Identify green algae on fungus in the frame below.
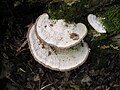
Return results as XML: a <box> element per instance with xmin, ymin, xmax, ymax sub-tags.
<box><xmin>101</xmin><ymin>5</ymin><xmax>120</xmax><ymax>35</ymax></box>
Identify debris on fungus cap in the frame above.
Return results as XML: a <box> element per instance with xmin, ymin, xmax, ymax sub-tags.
<box><xmin>35</xmin><ymin>13</ymin><xmax>87</xmax><ymax>49</ymax></box>
<box><xmin>27</xmin><ymin>24</ymin><xmax>90</xmax><ymax>71</ymax></box>
<box><xmin>87</xmin><ymin>14</ymin><xmax>106</xmax><ymax>33</ymax></box>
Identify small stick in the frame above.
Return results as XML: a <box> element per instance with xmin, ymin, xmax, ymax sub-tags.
<box><xmin>16</xmin><ymin>39</ymin><xmax>28</xmax><ymax>52</ymax></box>
<box><xmin>40</xmin><ymin>83</ymin><xmax>53</xmax><ymax>90</ymax></box>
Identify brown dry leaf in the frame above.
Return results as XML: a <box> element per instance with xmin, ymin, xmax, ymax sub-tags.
<box><xmin>100</xmin><ymin>45</ymin><xmax>110</xmax><ymax>49</ymax></box>
<box><xmin>34</xmin><ymin>74</ymin><xmax>40</xmax><ymax>81</ymax></box>
<box><xmin>110</xmin><ymin>44</ymin><xmax>119</xmax><ymax>50</ymax></box>
<box><xmin>106</xmin><ymin>86</ymin><xmax>110</xmax><ymax>90</ymax></box>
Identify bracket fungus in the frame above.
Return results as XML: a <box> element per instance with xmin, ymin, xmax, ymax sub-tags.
<box><xmin>36</xmin><ymin>13</ymin><xmax>87</xmax><ymax>49</ymax></box>
<box><xmin>87</xmin><ymin>14</ymin><xmax>106</xmax><ymax>33</ymax></box>
<box><xmin>27</xmin><ymin>13</ymin><xmax>90</xmax><ymax>71</ymax></box>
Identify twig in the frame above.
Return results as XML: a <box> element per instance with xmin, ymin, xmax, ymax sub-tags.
<box><xmin>41</xmin><ymin>81</ymin><xmax>47</xmax><ymax>88</ymax></box>
<box><xmin>40</xmin><ymin>83</ymin><xmax>53</xmax><ymax>90</ymax></box>
<box><xmin>6</xmin><ymin>76</ymin><xmax>26</xmax><ymax>89</ymax></box>
<box><xmin>16</xmin><ymin>47</ymin><xmax>29</xmax><ymax>56</ymax></box>
<box><xmin>16</xmin><ymin>39</ymin><xmax>28</xmax><ymax>52</ymax></box>
<box><xmin>6</xmin><ymin>76</ymin><xmax>19</xmax><ymax>86</ymax></box>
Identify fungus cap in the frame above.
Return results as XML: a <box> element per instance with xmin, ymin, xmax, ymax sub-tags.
<box><xmin>88</xmin><ymin>14</ymin><xmax>106</xmax><ymax>33</ymax></box>
<box><xmin>35</xmin><ymin>13</ymin><xmax>87</xmax><ymax>49</ymax></box>
<box><xmin>28</xmin><ymin>24</ymin><xmax>90</xmax><ymax>71</ymax></box>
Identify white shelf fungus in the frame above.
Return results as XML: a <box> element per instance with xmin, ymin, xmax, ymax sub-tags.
<box><xmin>36</xmin><ymin>13</ymin><xmax>87</xmax><ymax>49</ymax></box>
<box><xmin>27</xmin><ymin>13</ymin><xmax>90</xmax><ymax>71</ymax></box>
<box><xmin>87</xmin><ymin>14</ymin><xmax>106</xmax><ymax>33</ymax></box>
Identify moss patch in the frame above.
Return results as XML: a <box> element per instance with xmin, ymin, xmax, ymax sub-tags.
<box><xmin>88</xmin><ymin>5</ymin><xmax>120</xmax><ymax>47</ymax></box>
<box><xmin>47</xmin><ymin>0</ymin><xmax>91</xmax><ymax>23</ymax></box>
<box><xmin>101</xmin><ymin>5</ymin><xmax>120</xmax><ymax>36</ymax></box>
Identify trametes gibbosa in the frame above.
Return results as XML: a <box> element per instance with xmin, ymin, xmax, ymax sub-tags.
<box><xmin>27</xmin><ymin>13</ymin><xmax>90</xmax><ymax>71</ymax></box>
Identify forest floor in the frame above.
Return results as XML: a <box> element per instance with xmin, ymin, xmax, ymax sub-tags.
<box><xmin>0</xmin><ymin>0</ymin><xmax>120</xmax><ymax>90</ymax></box>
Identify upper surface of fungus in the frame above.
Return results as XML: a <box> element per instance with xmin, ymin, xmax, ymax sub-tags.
<box><xmin>28</xmin><ymin>24</ymin><xmax>90</xmax><ymax>71</ymax></box>
<box><xmin>36</xmin><ymin>13</ymin><xmax>87</xmax><ymax>49</ymax></box>
<box><xmin>88</xmin><ymin>14</ymin><xmax>106</xmax><ymax>33</ymax></box>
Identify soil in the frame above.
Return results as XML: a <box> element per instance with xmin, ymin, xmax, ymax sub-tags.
<box><xmin>0</xmin><ymin>0</ymin><xmax>120</xmax><ymax>90</ymax></box>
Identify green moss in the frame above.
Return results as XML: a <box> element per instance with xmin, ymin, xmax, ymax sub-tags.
<box><xmin>91</xmin><ymin>5</ymin><xmax>120</xmax><ymax>46</ymax></box>
<box><xmin>47</xmin><ymin>0</ymin><xmax>91</xmax><ymax>23</ymax></box>
<box><xmin>101</xmin><ymin>5</ymin><xmax>120</xmax><ymax>36</ymax></box>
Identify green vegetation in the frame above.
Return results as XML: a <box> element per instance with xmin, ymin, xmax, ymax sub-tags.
<box><xmin>90</xmin><ymin>5</ymin><xmax>120</xmax><ymax>47</ymax></box>
<box><xmin>47</xmin><ymin>0</ymin><xmax>91</xmax><ymax>23</ymax></box>
<box><xmin>101</xmin><ymin>5</ymin><xmax>120</xmax><ymax>36</ymax></box>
